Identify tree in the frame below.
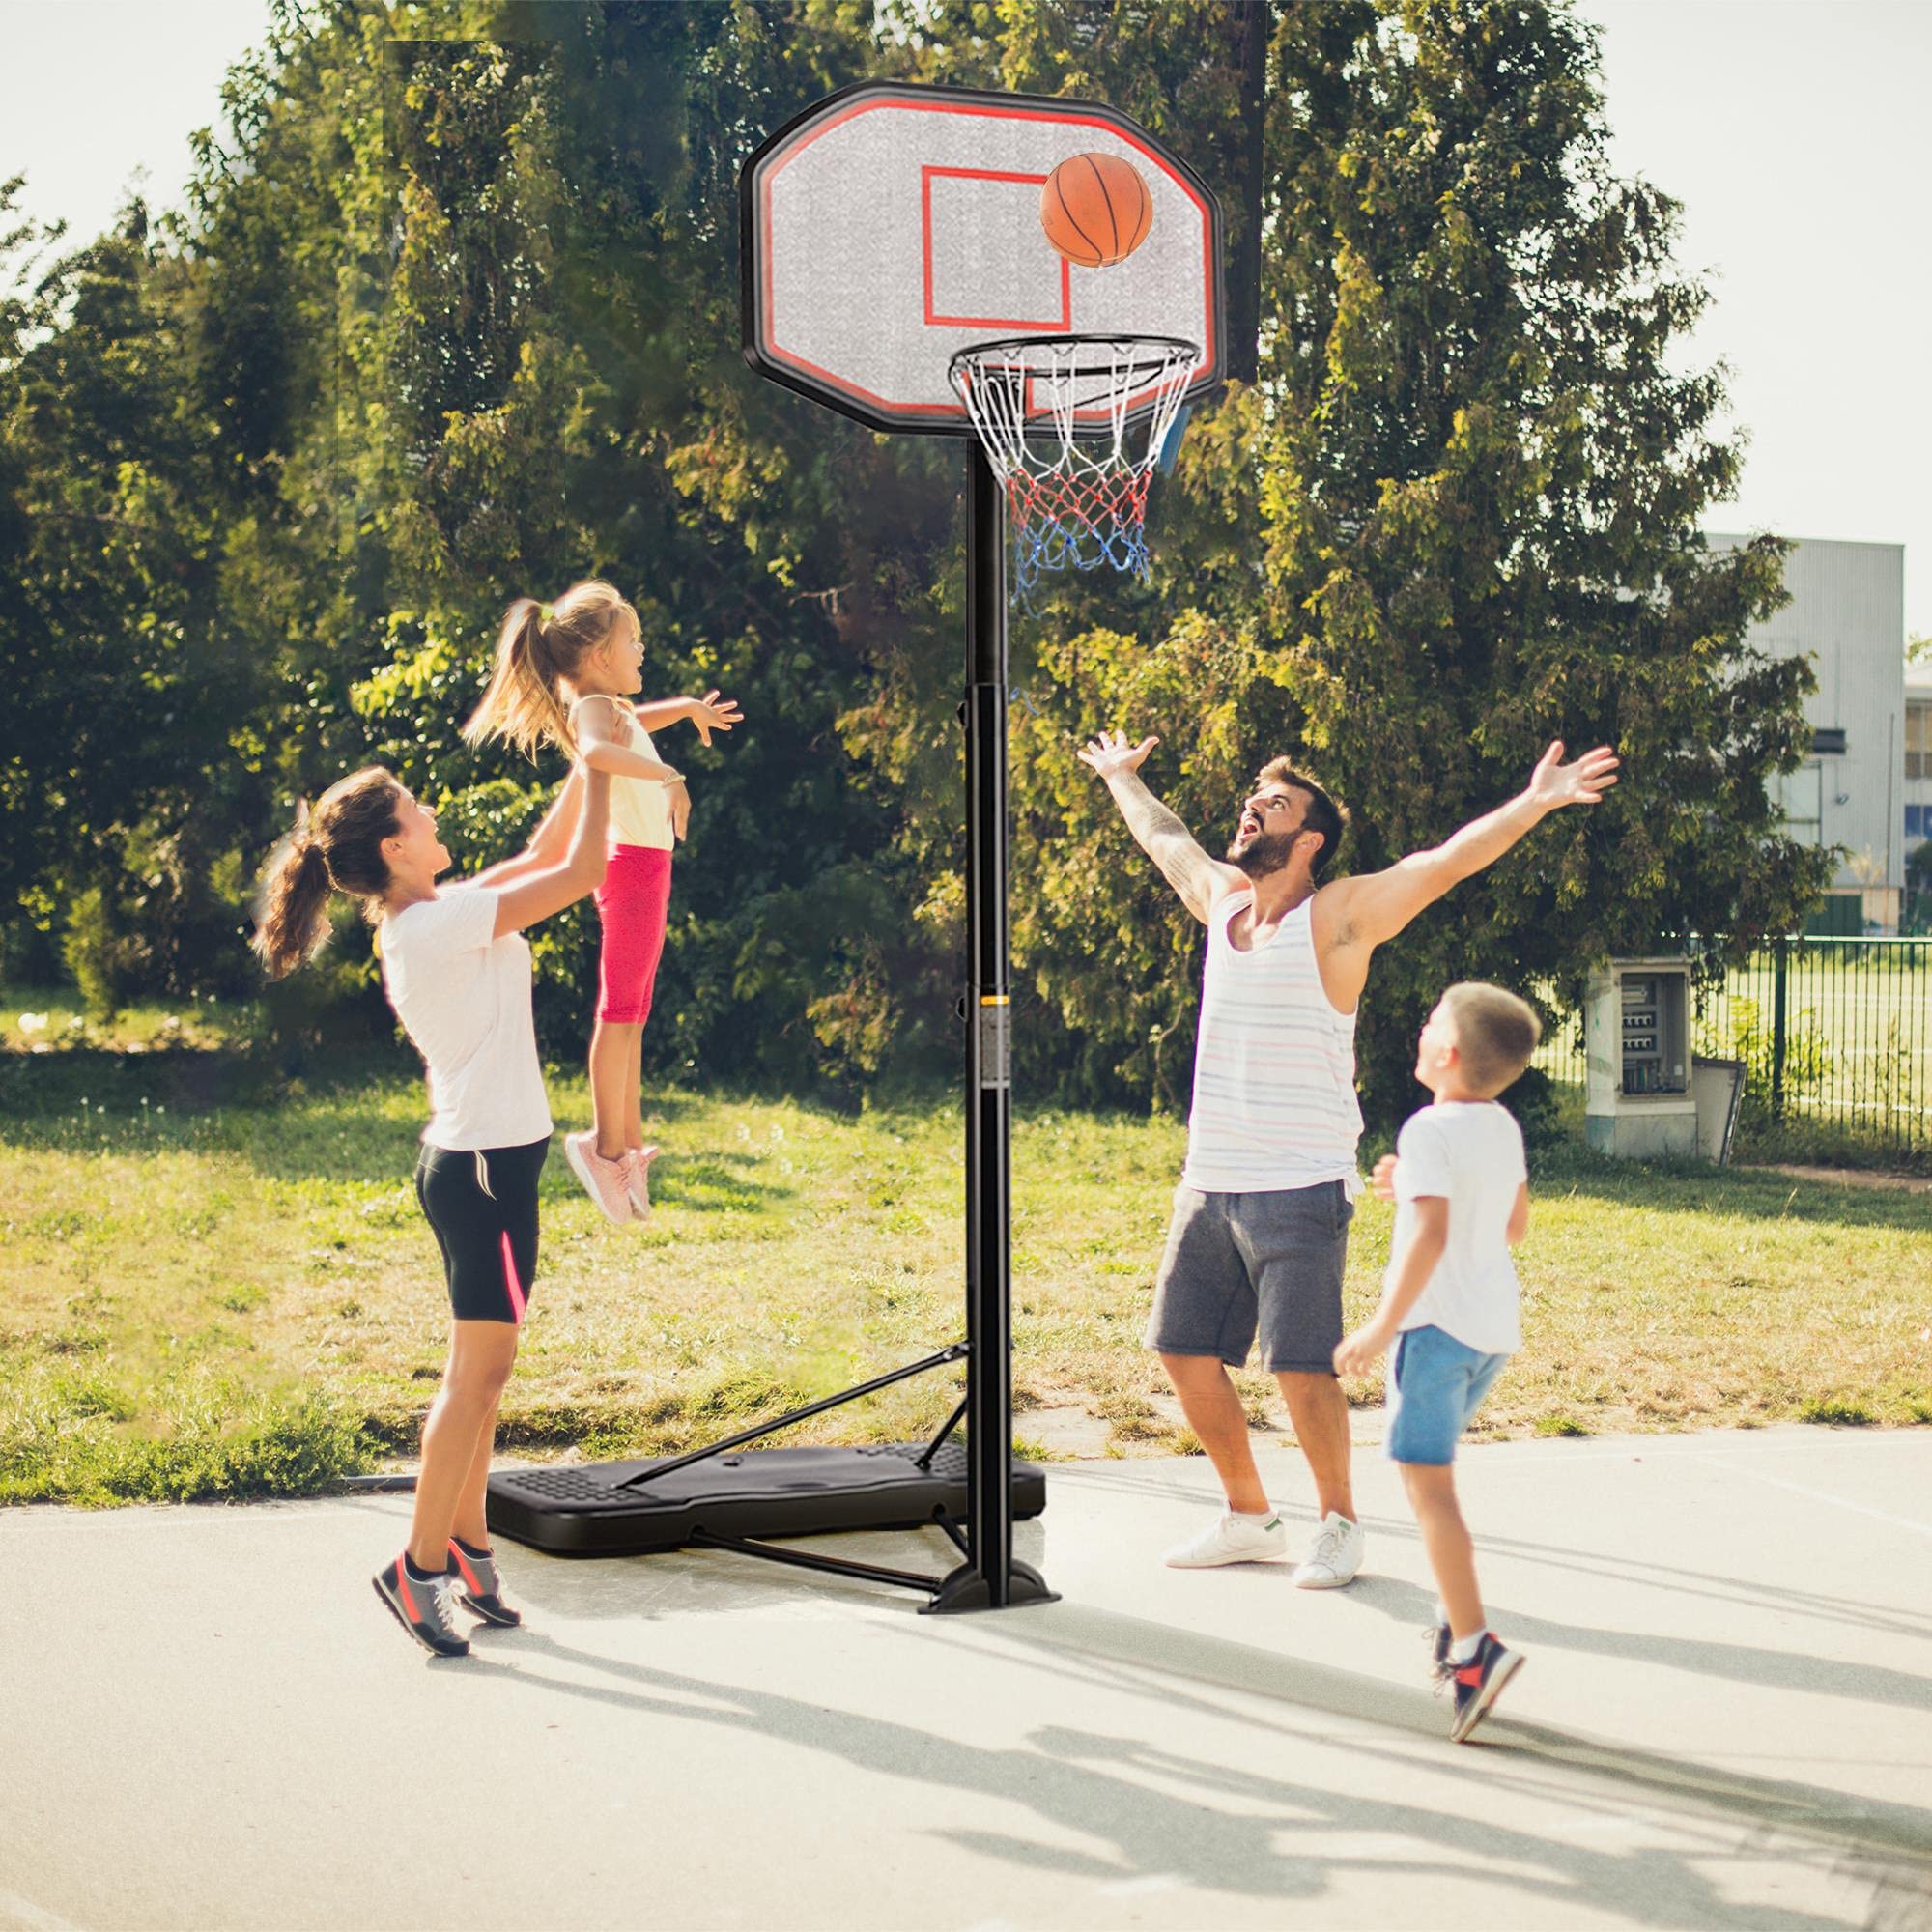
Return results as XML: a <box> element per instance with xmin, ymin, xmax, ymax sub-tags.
<box><xmin>4</xmin><ymin>0</ymin><xmax>1828</xmax><ymax>1128</ymax></box>
<box><xmin>1002</xmin><ymin>0</ymin><xmax>1828</xmax><ymax>1122</ymax></box>
<box><xmin>0</xmin><ymin>184</ymin><xmax>257</xmax><ymax>1007</ymax></box>
<box><xmin>224</xmin><ymin>0</ymin><xmax>952</xmax><ymax>1088</ymax></box>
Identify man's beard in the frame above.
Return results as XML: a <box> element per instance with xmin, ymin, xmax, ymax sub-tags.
<box><xmin>1227</xmin><ymin>829</ymin><xmax>1299</xmax><ymax>878</ymax></box>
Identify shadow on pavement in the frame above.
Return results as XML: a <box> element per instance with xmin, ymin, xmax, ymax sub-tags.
<box><xmin>1051</xmin><ymin>1460</ymin><xmax>1932</xmax><ymax>1646</ymax></box>
<box><xmin>455</xmin><ymin>1607</ymin><xmax>1931</xmax><ymax>1932</ymax></box>
<box><xmin>986</xmin><ymin>1602</ymin><xmax>1932</xmax><ymax>1861</ymax></box>
<box><xmin>1347</xmin><ymin>1570</ymin><xmax>1932</xmax><ymax>1713</ymax></box>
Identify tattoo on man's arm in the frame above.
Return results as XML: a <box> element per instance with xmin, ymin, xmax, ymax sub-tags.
<box><xmin>1113</xmin><ymin>779</ymin><xmax>1213</xmax><ymax>904</ymax></box>
<box><xmin>1149</xmin><ymin>825</ymin><xmax>1211</xmax><ymax>902</ymax></box>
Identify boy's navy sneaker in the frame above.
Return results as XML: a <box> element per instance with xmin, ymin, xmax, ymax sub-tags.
<box><xmin>1428</xmin><ymin>1621</ymin><xmax>1453</xmax><ymax>1678</ymax></box>
<box><xmin>373</xmin><ymin>1554</ymin><xmax>469</xmax><ymax>1659</ymax></box>
<box><xmin>1448</xmin><ymin>1632</ymin><xmax>1522</xmax><ymax>1742</ymax></box>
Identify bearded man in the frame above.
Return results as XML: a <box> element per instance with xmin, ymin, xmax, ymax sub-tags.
<box><xmin>1078</xmin><ymin>730</ymin><xmax>1617</xmax><ymax>1586</ymax></box>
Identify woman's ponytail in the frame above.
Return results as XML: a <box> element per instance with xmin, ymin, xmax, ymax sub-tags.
<box><xmin>250</xmin><ymin>768</ymin><xmax>404</xmax><ymax>980</ymax></box>
<box><xmin>252</xmin><ymin>828</ymin><xmax>335</xmax><ymax>980</ymax></box>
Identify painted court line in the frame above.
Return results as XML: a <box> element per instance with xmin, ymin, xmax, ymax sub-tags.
<box><xmin>1696</xmin><ymin>1458</ymin><xmax>1932</xmax><ymax>1542</ymax></box>
<box><xmin>0</xmin><ymin>1889</ymin><xmax>87</xmax><ymax>1932</ymax></box>
<box><xmin>1449</xmin><ymin>1435</ymin><xmax>1930</xmax><ymax>1476</ymax></box>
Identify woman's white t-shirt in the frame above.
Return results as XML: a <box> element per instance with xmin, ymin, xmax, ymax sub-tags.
<box><xmin>378</xmin><ymin>884</ymin><xmax>552</xmax><ymax>1151</ymax></box>
<box><xmin>1388</xmin><ymin>1101</ymin><xmax>1527</xmax><ymax>1355</ymax></box>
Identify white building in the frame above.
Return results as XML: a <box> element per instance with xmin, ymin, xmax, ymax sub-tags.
<box><xmin>1710</xmin><ymin>534</ymin><xmax>1906</xmax><ymax>933</ymax></box>
<box><xmin>1907</xmin><ymin>662</ymin><xmax>1932</xmax><ymax>913</ymax></box>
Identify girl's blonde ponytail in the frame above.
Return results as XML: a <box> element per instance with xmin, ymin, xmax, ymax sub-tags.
<box><xmin>463</xmin><ymin>599</ymin><xmax>576</xmax><ymax>760</ymax></box>
<box><xmin>464</xmin><ymin>582</ymin><xmax>638</xmax><ymax>760</ymax></box>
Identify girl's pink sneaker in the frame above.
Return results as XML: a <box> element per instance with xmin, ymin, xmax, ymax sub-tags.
<box><xmin>621</xmin><ymin>1146</ymin><xmax>661</xmax><ymax>1222</ymax></box>
<box><xmin>564</xmin><ymin>1130</ymin><xmax>634</xmax><ymax>1227</ymax></box>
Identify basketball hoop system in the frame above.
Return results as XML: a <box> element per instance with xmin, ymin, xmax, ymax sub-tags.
<box><xmin>950</xmin><ymin>333</ymin><xmax>1203</xmax><ymax>597</ymax></box>
<box><xmin>489</xmin><ymin>83</ymin><xmax>1225</xmax><ymax>1619</ymax></box>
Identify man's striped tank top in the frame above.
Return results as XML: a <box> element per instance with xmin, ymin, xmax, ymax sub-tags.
<box><xmin>1180</xmin><ymin>889</ymin><xmax>1363</xmax><ymax>1195</ymax></box>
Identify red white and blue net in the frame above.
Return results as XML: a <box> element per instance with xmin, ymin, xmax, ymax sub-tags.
<box><xmin>948</xmin><ymin>335</ymin><xmax>1202</xmax><ymax>598</ymax></box>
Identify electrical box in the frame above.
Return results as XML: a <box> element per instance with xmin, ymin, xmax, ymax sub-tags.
<box><xmin>1584</xmin><ymin>958</ymin><xmax>1697</xmax><ymax>1158</ymax></box>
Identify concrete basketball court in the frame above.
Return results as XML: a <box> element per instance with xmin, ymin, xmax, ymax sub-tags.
<box><xmin>5</xmin><ymin>1426</ymin><xmax>1931</xmax><ymax>1932</ymax></box>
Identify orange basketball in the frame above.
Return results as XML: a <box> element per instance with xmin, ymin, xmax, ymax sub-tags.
<box><xmin>1040</xmin><ymin>152</ymin><xmax>1153</xmax><ymax>269</ymax></box>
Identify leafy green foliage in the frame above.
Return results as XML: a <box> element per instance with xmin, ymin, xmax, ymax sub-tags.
<box><xmin>1009</xmin><ymin>0</ymin><xmax>1830</xmax><ymax>1121</ymax></box>
<box><xmin>1</xmin><ymin>0</ymin><xmax>1828</xmax><ymax>1126</ymax></box>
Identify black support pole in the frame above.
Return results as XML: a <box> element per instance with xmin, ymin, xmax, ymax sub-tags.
<box><xmin>927</xmin><ymin>443</ymin><xmax>1055</xmax><ymax>1615</ymax></box>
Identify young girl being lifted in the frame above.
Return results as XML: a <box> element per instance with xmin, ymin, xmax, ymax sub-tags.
<box><xmin>465</xmin><ymin>580</ymin><xmax>741</xmax><ymax>1225</ymax></box>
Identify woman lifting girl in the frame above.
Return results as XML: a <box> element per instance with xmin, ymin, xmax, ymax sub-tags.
<box><xmin>254</xmin><ymin>756</ymin><xmax>612</xmax><ymax>1656</ymax></box>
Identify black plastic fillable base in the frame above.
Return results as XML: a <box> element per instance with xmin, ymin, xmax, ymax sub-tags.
<box><xmin>923</xmin><ymin>1556</ymin><xmax>1058</xmax><ymax>1616</ymax></box>
<box><xmin>488</xmin><ymin>1439</ymin><xmax>1046</xmax><ymax>1562</ymax></box>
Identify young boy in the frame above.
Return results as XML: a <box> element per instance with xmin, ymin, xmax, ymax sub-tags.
<box><xmin>1334</xmin><ymin>981</ymin><xmax>1542</xmax><ymax>1743</ymax></box>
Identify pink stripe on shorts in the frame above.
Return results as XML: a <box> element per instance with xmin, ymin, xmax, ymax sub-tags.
<box><xmin>594</xmin><ymin>843</ymin><xmax>671</xmax><ymax>1025</ymax></box>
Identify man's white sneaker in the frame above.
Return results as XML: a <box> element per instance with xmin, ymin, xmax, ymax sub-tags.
<box><xmin>1161</xmin><ymin>1510</ymin><xmax>1289</xmax><ymax>1569</ymax></box>
<box><xmin>1291</xmin><ymin>1511</ymin><xmax>1365</xmax><ymax>1588</ymax></box>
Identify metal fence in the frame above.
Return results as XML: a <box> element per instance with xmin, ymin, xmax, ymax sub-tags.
<box><xmin>1532</xmin><ymin>937</ymin><xmax>1932</xmax><ymax>1160</ymax></box>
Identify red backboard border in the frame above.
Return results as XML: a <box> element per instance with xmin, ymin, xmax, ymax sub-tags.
<box><xmin>742</xmin><ymin>81</ymin><xmax>1226</xmax><ymax>439</ymax></box>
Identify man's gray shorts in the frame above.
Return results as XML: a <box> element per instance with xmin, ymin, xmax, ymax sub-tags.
<box><xmin>1144</xmin><ymin>1180</ymin><xmax>1355</xmax><ymax>1375</ymax></box>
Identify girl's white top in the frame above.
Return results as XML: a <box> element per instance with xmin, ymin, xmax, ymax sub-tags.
<box><xmin>1181</xmin><ymin>890</ymin><xmax>1363</xmax><ymax>1196</ymax></box>
<box><xmin>379</xmin><ymin>884</ymin><xmax>552</xmax><ymax>1151</ymax></box>
<box><xmin>572</xmin><ymin>696</ymin><xmax>674</xmax><ymax>852</ymax></box>
<box><xmin>1389</xmin><ymin>1100</ymin><xmax>1527</xmax><ymax>1355</ymax></box>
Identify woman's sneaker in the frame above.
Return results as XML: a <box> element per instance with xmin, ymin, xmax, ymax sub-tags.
<box><xmin>1291</xmin><ymin>1511</ymin><xmax>1365</xmax><ymax>1589</ymax></box>
<box><xmin>373</xmin><ymin>1554</ymin><xmax>469</xmax><ymax>1659</ymax></box>
<box><xmin>1448</xmin><ymin>1633</ymin><xmax>1524</xmax><ymax>1742</ymax></box>
<box><xmin>565</xmin><ymin>1131</ymin><xmax>635</xmax><ymax>1227</ymax></box>
<box><xmin>447</xmin><ymin>1538</ymin><xmax>521</xmax><ymax>1627</ymax></box>
<box><xmin>620</xmin><ymin>1146</ymin><xmax>661</xmax><ymax>1223</ymax></box>
<box><xmin>1161</xmin><ymin>1510</ymin><xmax>1288</xmax><ymax>1568</ymax></box>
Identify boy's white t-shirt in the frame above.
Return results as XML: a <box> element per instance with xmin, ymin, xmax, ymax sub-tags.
<box><xmin>379</xmin><ymin>884</ymin><xmax>553</xmax><ymax>1151</ymax></box>
<box><xmin>1389</xmin><ymin>1101</ymin><xmax>1527</xmax><ymax>1355</ymax></box>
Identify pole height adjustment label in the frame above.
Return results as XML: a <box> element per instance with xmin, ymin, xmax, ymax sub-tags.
<box><xmin>978</xmin><ymin>995</ymin><xmax>1010</xmax><ymax>1089</ymax></box>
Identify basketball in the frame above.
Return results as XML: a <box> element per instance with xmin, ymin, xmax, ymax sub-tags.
<box><xmin>1040</xmin><ymin>152</ymin><xmax>1153</xmax><ymax>269</ymax></box>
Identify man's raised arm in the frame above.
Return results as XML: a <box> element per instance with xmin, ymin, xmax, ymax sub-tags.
<box><xmin>1078</xmin><ymin>730</ymin><xmax>1244</xmax><ymax>924</ymax></box>
<box><xmin>1323</xmin><ymin>739</ymin><xmax>1619</xmax><ymax>952</ymax></box>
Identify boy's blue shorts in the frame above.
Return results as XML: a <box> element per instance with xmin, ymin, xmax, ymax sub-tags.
<box><xmin>1384</xmin><ymin>1324</ymin><xmax>1510</xmax><ymax>1465</ymax></box>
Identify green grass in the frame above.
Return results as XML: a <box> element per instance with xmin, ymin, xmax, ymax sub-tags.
<box><xmin>0</xmin><ymin>1373</ymin><xmax>367</xmax><ymax>1506</ymax></box>
<box><xmin>4</xmin><ymin>1025</ymin><xmax>1930</xmax><ymax>1503</ymax></box>
<box><xmin>1796</xmin><ymin>1397</ymin><xmax>1878</xmax><ymax>1427</ymax></box>
<box><xmin>0</xmin><ymin>982</ymin><xmax>257</xmax><ymax>1056</ymax></box>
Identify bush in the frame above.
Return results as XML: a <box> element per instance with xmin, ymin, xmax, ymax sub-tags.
<box><xmin>61</xmin><ymin>886</ymin><xmax>145</xmax><ymax>1022</ymax></box>
<box><xmin>58</xmin><ymin>814</ymin><xmax>262</xmax><ymax>1024</ymax></box>
<box><xmin>1705</xmin><ymin>994</ymin><xmax>1833</xmax><ymax>1119</ymax></box>
<box><xmin>1501</xmin><ymin>1065</ymin><xmax>1564</xmax><ymax>1148</ymax></box>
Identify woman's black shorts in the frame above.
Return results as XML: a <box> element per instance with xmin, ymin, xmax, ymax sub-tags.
<box><xmin>413</xmin><ymin>1136</ymin><xmax>551</xmax><ymax>1324</ymax></box>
